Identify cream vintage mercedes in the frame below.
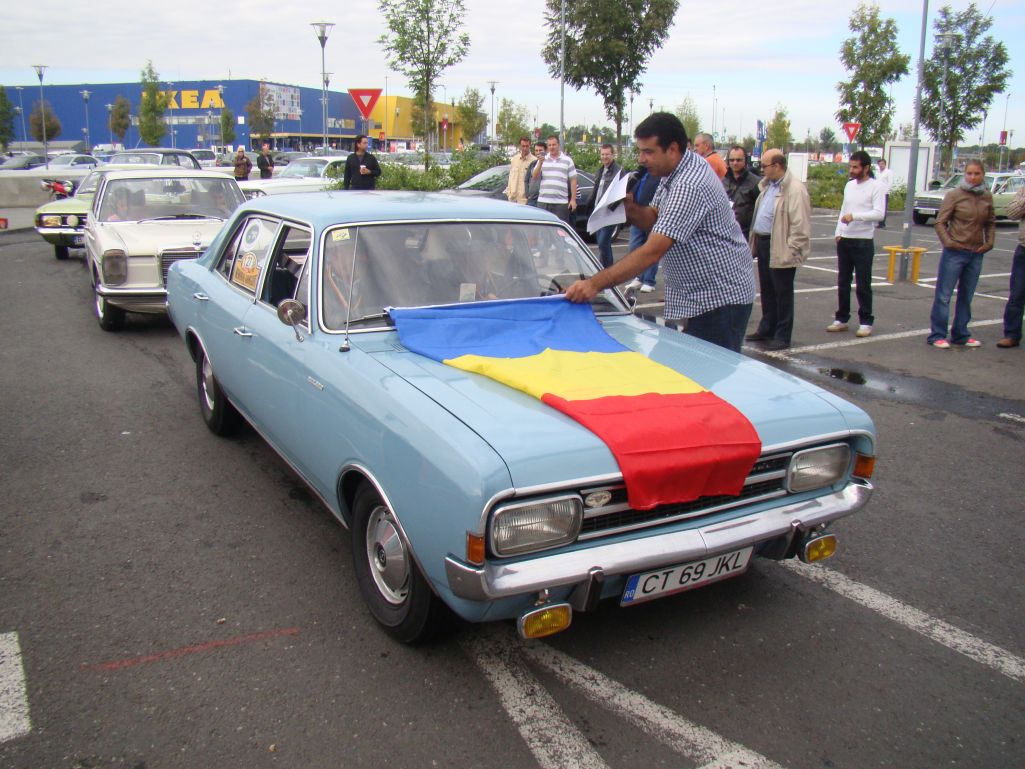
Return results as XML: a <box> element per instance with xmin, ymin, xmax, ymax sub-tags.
<box><xmin>84</xmin><ymin>168</ymin><xmax>245</xmax><ymax>331</ymax></box>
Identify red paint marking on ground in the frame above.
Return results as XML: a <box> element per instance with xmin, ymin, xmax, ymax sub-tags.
<box><xmin>81</xmin><ymin>627</ymin><xmax>300</xmax><ymax>672</ymax></box>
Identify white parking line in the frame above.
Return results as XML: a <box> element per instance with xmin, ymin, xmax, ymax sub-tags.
<box><xmin>0</xmin><ymin>632</ymin><xmax>31</xmax><ymax>744</ymax></box>
<box><xmin>521</xmin><ymin>640</ymin><xmax>787</xmax><ymax>769</ymax></box>
<box><xmin>757</xmin><ymin>318</ymin><xmax>1005</xmax><ymax>357</ymax></box>
<box><xmin>463</xmin><ymin>630</ymin><xmax>610</xmax><ymax>769</ymax></box>
<box><xmin>782</xmin><ymin>561</ymin><xmax>1025</xmax><ymax>685</ymax></box>
<box><xmin>999</xmin><ymin>412</ymin><xmax>1025</xmax><ymax>424</ymax></box>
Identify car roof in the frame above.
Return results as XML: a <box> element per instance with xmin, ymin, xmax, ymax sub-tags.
<box><xmin>237</xmin><ymin>190</ymin><xmax>561</xmax><ymax>227</ymax></box>
<box><xmin>100</xmin><ymin>168</ymin><xmax>237</xmax><ymax>181</ymax></box>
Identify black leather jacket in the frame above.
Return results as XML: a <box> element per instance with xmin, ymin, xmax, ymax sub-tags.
<box><xmin>723</xmin><ymin>167</ymin><xmax>761</xmax><ymax>236</ymax></box>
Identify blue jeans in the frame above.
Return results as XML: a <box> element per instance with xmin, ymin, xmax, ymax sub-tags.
<box><xmin>595</xmin><ymin>225</ymin><xmax>616</xmax><ymax>268</ymax></box>
<box><xmin>1002</xmin><ymin>244</ymin><xmax>1025</xmax><ymax>341</ymax></box>
<box><xmin>630</xmin><ymin>226</ymin><xmax>659</xmax><ymax>286</ymax></box>
<box><xmin>929</xmin><ymin>247</ymin><xmax>984</xmax><ymax>344</ymax></box>
<box><xmin>683</xmin><ymin>303</ymin><xmax>753</xmax><ymax>353</ymax></box>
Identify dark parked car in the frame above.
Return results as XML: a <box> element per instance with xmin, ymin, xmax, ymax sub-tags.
<box><xmin>452</xmin><ymin>165</ymin><xmax>620</xmax><ymax>242</ymax></box>
<box><xmin>0</xmin><ymin>154</ymin><xmax>48</xmax><ymax>170</ymax></box>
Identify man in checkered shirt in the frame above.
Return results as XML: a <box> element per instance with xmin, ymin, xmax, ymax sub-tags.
<box><xmin>565</xmin><ymin>112</ymin><xmax>755</xmax><ymax>352</ymax></box>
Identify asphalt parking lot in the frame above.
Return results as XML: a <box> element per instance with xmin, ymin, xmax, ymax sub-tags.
<box><xmin>1</xmin><ymin>215</ymin><xmax>1023</xmax><ymax>769</ymax></box>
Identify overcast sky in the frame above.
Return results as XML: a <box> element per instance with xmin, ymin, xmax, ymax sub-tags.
<box><xmin>2</xmin><ymin>0</ymin><xmax>1022</xmax><ymax>147</ymax></box>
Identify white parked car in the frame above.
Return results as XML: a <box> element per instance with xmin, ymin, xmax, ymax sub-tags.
<box><xmin>238</xmin><ymin>155</ymin><xmax>348</xmax><ymax>197</ymax></box>
<box><xmin>84</xmin><ymin>168</ymin><xmax>245</xmax><ymax>331</ymax></box>
<box><xmin>189</xmin><ymin>149</ymin><xmax>218</xmax><ymax>168</ymax></box>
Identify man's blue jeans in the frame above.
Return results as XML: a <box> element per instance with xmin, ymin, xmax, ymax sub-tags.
<box><xmin>630</xmin><ymin>225</ymin><xmax>659</xmax><ymax>286</ymax></box>
<box><xmin>929</xmin><ymin>247</ymin><xmax>984</xmax><ymax>344</ymax></box>
<box><xmin>596</xmin><ymin>224</ymin><xmax>616</xmax><ymax>268</ymax></box>
<box><xmin>1002</xmin><ymin>244</ymin><xmax>1025</xmax><ymax>342</ymax></box>
<box><xmin>682</xmin><ymin>303</ymin><xmax>753</xmax><ymax>353</ymax></box>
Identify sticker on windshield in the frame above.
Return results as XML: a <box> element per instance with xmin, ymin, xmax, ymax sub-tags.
<box><xmin>332</xmin><ymin>229</ymin><xmax>350</xmax><ymax>241</ymax></box>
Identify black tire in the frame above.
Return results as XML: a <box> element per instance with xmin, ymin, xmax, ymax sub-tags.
<box><xmin>54</xmin><ymin>244</ymin><xmax>69</xmax><ymax>260</ymax></box>
<box><xmin>351</xmin><ymin>484</ymin><xmax>445</xmax><ymax>644</ymax></box>
<box><xmin>94</xmin><ymin>285</ymin><xmax>126</xmax><ymax>332</ymax></box>
<box><xmin>195</xmin><ymin>346</ymin><xmax>242</xmax><ymax>436</ymax></box>
<box><xmin>912</xmin><ymin>211</ymin><xmax>929</xmax><ymax>225</ymax></box>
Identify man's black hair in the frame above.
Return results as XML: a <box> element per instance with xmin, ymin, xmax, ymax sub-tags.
<box><xmin>634</xmin><ymin>112</ymin><xmax>688</xmax><ymax>153</ymax></box>
<box><xmin>850</xmin><ymin>150</ymin><xmax>874</xmax><ymax>176</ymax></box>
<box><xmin>355</xmin><ymin>134</ymin><xmax>368</xmax><ymax>146</ymax></box>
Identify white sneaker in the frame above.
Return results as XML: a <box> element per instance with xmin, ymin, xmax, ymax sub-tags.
<box><xmin>856</xmin><ymin>325</ymin><xmax>872</xmax><ymax>337</ymax></box>
<box><xmin>826</xmin><ymin>320</ymin><xmax>849</xmax><ymax>332</ymax></box>
<box><xmin>639</xmin><ymin>284</ymin><xmax>655</xmax><ymax>293</ymax></box>
<box><xmin>624</xmin><ymin>278</ymin><xmax>642</xmax><ymax>290</ymax></box>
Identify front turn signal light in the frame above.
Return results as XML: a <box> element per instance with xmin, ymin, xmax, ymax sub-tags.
<box><xmin>518</xmin><ymin>604</ymin><xmax>572</xmax><ymax>639</ymax></box>
<box><xmin>465</xmin><ymin>532</ymin><xmax>485</xmax><ymax>566</ymax></box>
<box><xmin>853</xmin><ymin>454</ymin><xmax>875</xmax><ymax>480</ymax></box>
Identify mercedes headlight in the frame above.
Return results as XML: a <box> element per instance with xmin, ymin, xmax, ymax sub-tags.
<box><xmin>787</xmin><ymin>444</ymin><xmax>851</xmax><ymax>493</ymax></box>
<box><xmin>102</xmin><ymin>249</ymin><xmax>128</xmax><ymax>285</ymax></box>
<box><xmin>490</xmin><ymin>495</ymin><xmax>582</xmax><ymax>557</ymax></box>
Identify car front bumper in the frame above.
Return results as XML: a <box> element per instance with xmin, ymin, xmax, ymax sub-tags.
<box><xmin>445</xmin><ymin>480</ymin><xmax>872</xmax><ymax>602</ymax></box>
<box><xmin>35</xmin><ymin>227</ymin><xmax>85</xmax><ymax>247</ymax></box>
<box><xmin>95</xmin><ymin>284</ymin><xmax>169</xmax><ymax>314</ymax></box>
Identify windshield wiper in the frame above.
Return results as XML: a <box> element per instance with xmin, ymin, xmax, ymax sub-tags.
<box><xmin>346</xmin><ymin>311</ymin><xmax>391</xmax><ymax>326</ymax></box>
<box><xmin>140</xmin><ymin>213</ymin><xmax>222</xmax><ymax>222</ymax></box>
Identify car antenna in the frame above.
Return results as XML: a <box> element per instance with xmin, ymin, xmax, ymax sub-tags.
<box><xmin>339</xmin><ymin>228</ymin><xmax>360</xmax><ymax>352</ymax></box>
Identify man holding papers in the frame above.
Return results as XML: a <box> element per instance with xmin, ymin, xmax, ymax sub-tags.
<box><xmin>566</xmin><ymin>112</ymin><xmax>755</xmax><ymax>353</ymax></box>
<box><xmin>586</xmin><ymin>144</ymin><xmax>626</xmax><ymax>268</ymax></box>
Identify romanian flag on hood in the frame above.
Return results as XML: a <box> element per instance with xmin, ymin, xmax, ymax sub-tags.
<box><xmin>390</xmin><ymin>297</ymin><xmax>761</xmax><ymax>510</ymax></box>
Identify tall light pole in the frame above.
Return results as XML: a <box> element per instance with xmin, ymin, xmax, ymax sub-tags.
<box><xmin>900</xmin><ymin>0</ymin><xmax>930</xmax><ymax>263</ymax></box>
<box><xmin>1000</xmin><ymin>92</ymin><xmax>1011</xmax><ymax>171</ymax></box>
<box><xmin>15</xmin><ymin>86</ymin><xmax>27</xmax><ymax>149</ymax></box>
<box><xmin>165</xmin><ymin>82</ymin><xmax>176</xmax><ymax>148</ymax></box>
<box><xmin>105</xmin><ymin>103</ymin><xmax>113</xmax><ymax>146</ymax></box>
<box><xmin>384</xmin><ymin>75</ymin><xmax>389</xmax><ymax>153</ymax></box>
<box><xmin>311</xmin><ymin>21</ymin><xmax>334</xmax><ymax>151</ymax></box>
<box><xmin>324</xmin><ymin>72</ymin><xmax>332</xmax><ymax>149</ymax></box>
<box><xmin>488</xmin><ymin>81</ymin><xmax>498</xmax><ymax>147</ymax></box>
<box><xmin>559</xmin><ymin>0</ymin><xmax>565</xmax><ymax>141</ymax></box>
<box><xmin>32</xmin><ymin>65</ymin><xmax>48</xmax><ymax>168</ymax></box>
<box><xmin>80</xmin><ymin>90</ymin><xmax>91</xmax><ymax>150</ymax></box>
<box><xmin>13</xmin><ymin>106</ymin><xmax>22</xmax><ymax>145</ymax></box>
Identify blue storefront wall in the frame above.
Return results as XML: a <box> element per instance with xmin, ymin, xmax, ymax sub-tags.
<box><xmin>6</xmin><ymin>79</ymin><xmax>373</xmax><ymax>151</ymax></box>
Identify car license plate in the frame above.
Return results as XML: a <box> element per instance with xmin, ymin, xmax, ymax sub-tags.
<box><xmin>72</xmin><ymin>235</ymin><xmax>84</xmax><ymax>246</ymax></box>
<box><xmin>620</xmin><ymin>547</ymin><xmax>753</xmax><ymax>606</ymax></box>
<box><xmin>919</xmin><ymin>208</ymin><xmax>937</xmax><ymax>215</ymax></box>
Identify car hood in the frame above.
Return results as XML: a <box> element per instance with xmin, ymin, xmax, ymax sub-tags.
<box><xmin>357</xmin><ymin>315</ymin><xmax>870</xmax><ymax>489</ymax></box>
<box><xmin>917</xmin><ymin>188</ymin><xmax>951</xmax><ymax>202</ymax></box>
<box><xmin>95</xmin><ymin>219</ymin><xmax>225</xmax><ymax>253</ymax></box>
<box><xmin>35</xmin><ymin>194</ymin><xmax>94</xmax><ymax>216</ymax></box>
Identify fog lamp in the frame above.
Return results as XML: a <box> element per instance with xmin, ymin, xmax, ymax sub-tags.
<box><xmin>66</xmin><ymin>215</ymin><xmax>80</xmax><ymax>227</ymax></box>
<box><xmin>800</xmin><ymin>533</ymin><xmax>838</xmax><ymax>563</ymax></box>
<box><xmin>518</xmin><ymin>603</ymin><xmax>572</xmax><ymax>639</ymax></box>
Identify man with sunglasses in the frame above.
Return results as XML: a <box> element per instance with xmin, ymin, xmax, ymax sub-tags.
<box><xmin>723</xmin><ymin>147</ymin><xmax>761</xmax><ymax>239</ymax></box>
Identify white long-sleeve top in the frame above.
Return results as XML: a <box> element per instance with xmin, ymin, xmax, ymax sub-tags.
<box><xmin>835</xmin><ymin>177</ymin><xmax>886</xmax><ymax>239</ymax></box>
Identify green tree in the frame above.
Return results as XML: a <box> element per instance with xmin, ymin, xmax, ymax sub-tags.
<box><xmin>538</xmin><ymin>122</ymin><xmax>559</xmax><ymax>141</ymax></box>
<box><xmin>138</xmin><ymin>60</ymin><xmax>168</xmax><ymax>146</ymax></box>
<box><xmin>246</xmin><ymin>84</ymin><xmax>275</xmax><ymax>144</ymax></box>
<box><xmin>109</xmin><ymin>95</ymin><xmax>132</xmax><ymax>144</ymax></box>
<box><xmin>0</xmin><ymin>87</ymin><xmax>15</xmax><ymax>151</ymax></box>
<box><xmin>541</xmin><ymin>0</ymin><xmax>678</xmax><ymax>154</ymax></box>
<box><xmin>835</xmin><ymin>2</ymin><xmax>909</xmax><ymax>147</ymax></box>
<box><xmin>29</xmin><ymin>101</ymin><xmax>61</xmax><ymax>143</ymax></box>
<box><xmin>220</xmin><ymin>107</ymin><xmax>237</xmax><ymax>146</ymax></box>
<box><xmin>378</xmin><ymin>0</ymin><xmax>470</xmax><ymax>167</ymax></box>
<box><xmin>740</xmin><ymin>134</ymin><xmax>756</xmax><ymax>154</ymax></box>
<box><xmin>819</xmin><ymin>127</ymin><xmax>837</xmax><ymax>152</ymax></box>
<box><xmin>764</xmin><ymin>106</ymin><xmax>791</xmax><ymax>151</ymax></box>
<box><xmin>673</xmin><ymin>97</ymin><xmax>700</xmax><ymax>143</ymax></box>
<box><xmin>497</xmin><ymin>98</ymin><xmax>531</xmax><ymax>147</ymax></box>
<box><xmin>456</xmin><ymin>87</ymin><xmax>487</xmax><ymax>144</ymax></box>
<box><xmin>921</xmin><ymin>3</ymin><xmax>1012</xmax><ymax>170</ymax></box>
<box><xmin>409</xmin><ymin>90</ymin><xmax>435</xmax><ymax>146</ymax></box>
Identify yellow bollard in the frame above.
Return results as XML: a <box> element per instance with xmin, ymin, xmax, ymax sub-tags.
<box><xmin>884</xmin><ymin>246</ymin><xmax>903</xmax><ymax>283</ymax></box>
<box><xmin>909</xmin><ymin>247</ymin><xmax>927</xmax><ymax>283</ymax></box>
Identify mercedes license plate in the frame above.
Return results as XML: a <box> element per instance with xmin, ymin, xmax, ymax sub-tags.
<box><xmin>621</xmin><ymin>547</ymin><xmax>753</xmax><ymax>606</ymax></box>
<box><xmin>72</xmin><ymin>235</ymin><xmax>84</xmax><ymax>246</ymax></box>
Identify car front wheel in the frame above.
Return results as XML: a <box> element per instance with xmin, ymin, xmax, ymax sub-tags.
<box><xmin>351</xmin><ymin>484</ymin><xmax>445</xmax><ymax>644</ymax></box>
<box><xmin>195</xmin><ymin>346</ymin><xmax>242</xmax><ymax>436</ymax></box>
<box><xmin>94</xmin><ymin>286</ymin><xmax>125</xmax><ymax>331</ymax></box>
<box><xmin>912</xmin><ymin>212</ymin><xmax>929</xmax><ymax>225</ymax></box>
<box><xmin>54</xmin><ymin>244</ymin><xmax>69</xmax><ymax>260</ymax></box>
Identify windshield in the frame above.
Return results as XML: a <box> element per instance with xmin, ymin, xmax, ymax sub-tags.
<box><xmin>78</xmin><ymin>171</ymin><xmax>102</xmax><ymax>195</ymax></box>
<box><xmin>191</xmin><ymin>150</ymin><xmax>215</xmax><ymax>161</ymax></box>
<box><xmin>457</xmin><ymin>166</ymin><xmax>509</xmax><ymax>192</ymax></box>
<box><xmin>279</xmin><ymin>159</ymin><xmax>327</xmax><ymax>178</ymax></box>
<box><xmin>97</xmin><ymin>176</ymin><xmax>245</xmax><ymax>222</ymax></box>
<box><xmin>319</xmin><ymin>221</ymin><xmax>616</xmax><ymax>331</ymax></box>
<box><xmin>49</xmin><ymin>155</ymin><xmax>77</xmax><ymax>166</ymax></box>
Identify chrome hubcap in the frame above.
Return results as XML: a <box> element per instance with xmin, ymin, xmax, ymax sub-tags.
<box><xmin>365</xmin><ymin>505</ymin><xmax>409</xmax><ymax>605</ymax></box>
<box><xmin>201</xmin><ymin>355</ymin><xmax>216</xmax><ymax>412</ymax></box>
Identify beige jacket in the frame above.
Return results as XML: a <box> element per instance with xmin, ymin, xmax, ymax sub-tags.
<box><xmin>505</xmin><ymin>152</ymin><xmax>532</xmax><ymax>204</ymax></box>
<box><xmin>748</xmin><ymin>171</ymin><xmax>811</xmax><ymax>268</ymax></box>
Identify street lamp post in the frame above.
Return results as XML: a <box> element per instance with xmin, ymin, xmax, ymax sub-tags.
<box><xmin>105</xmin><ymin>103</ymin><xmax>113</xmax><ymax>146</ymax></box>
<box><xmin>443</xmin><ymin>112</ymin><xmax>448</xmax><ymax>151</ymax></box>
<box><xmin>13</xmin><ymin>107</ymin><xmax>22</xmax><ymax>144</ymax></box>
<box><xmin>488</xmin><ymin>81</ymin><xmax>497</xmax><ymax>147</ymax></box>
<box><xmin>1000</xmin><ymin>92</ymin><xmax>1011</xmax><ymax>171</ymax></box>
<box><xmin>900</xmin><ymin>0</ymin><xmax>930</xmax><ymax>266</ymax></box>
<box><xmin>311</xmin><ymin>21</ymin><xmax>334</xmax><ymax>151</ymax></box>
<box><xmin>165</xmin><ymin>82</ymin><xmax>176</xmax><ymax>148</ymax></box>
<box><xmin>32</xmin><ymin>65</ymin><xmax>48</xmax><ymax>168</ymax></box>
<box><xmin>80</xmin><ymin>90</ymin><xmax>91</xmax><ymax>150</ymax></box>
<box><xmin>323</xmin><ymin>72</ymin><xmax>332</xmax><ymax>149</ymax></box>
<box><xmin>15</xmin><ymin>86</ymin><xmax>27</xmax><ymax>149</ymax></box>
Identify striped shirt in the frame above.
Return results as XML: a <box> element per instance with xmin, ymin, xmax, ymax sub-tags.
<box><xmin>651</xmin><ymin>150</ymin><xmax>756</xmax><ymax>319</ymax></box>
<box><xmin>537</xmin><ymin>152</ymin><xmax>577</xmax><ymax>205</ymax></box>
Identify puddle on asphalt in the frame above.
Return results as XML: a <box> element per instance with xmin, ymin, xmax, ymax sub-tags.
<box><xmin>789</xmin><ymin>360</ymin><xmax>903</xmax><ymax>395</ymax></box>
<box><xmin>819</xmin><ymin>367</ymin><xmax>867</xmax><ymax>386</ymax></box>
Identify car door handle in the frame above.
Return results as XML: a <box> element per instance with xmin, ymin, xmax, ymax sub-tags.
<box><xmin>193</xmin><ymin>292</ymin><xmax>209</xmax><ymax>301</ymax></box>
<box><xmin>232</xmin><ymin>326</ymin><xmax>253</xmax><ymax>338</ymax></box>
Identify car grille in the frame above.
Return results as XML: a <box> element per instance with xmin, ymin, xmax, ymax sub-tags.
<box><xmin>577</xmin><ymin>453</ymin><xmax>791</xmax><ymax>540</ymax></box>
<box><xmin>160</xmin><ymin>249</ymin><xmax>202</xmax><ymax>285</ymax></box>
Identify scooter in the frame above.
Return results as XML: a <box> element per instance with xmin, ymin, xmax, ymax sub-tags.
<box><xmin>40</xmin><ymin>178</ymin><xmax>75</xmax><ymax>200</ymax></box>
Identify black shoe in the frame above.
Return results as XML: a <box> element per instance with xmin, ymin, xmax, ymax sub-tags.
<box><xmin>764</xmin><ymin>340</ymin><xmax>790</xmax><ymax>351</ymax></box>
<box><xmin>745</xmin><ymin>333</ymin><xmax>769</xmax><ymax>342</ymax></box>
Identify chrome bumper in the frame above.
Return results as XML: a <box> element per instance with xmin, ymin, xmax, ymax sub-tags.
<box><xmin>96</xmin><ymin>284</ymin><xmax>168</xmax><ymax>313</ymax></box>
<box><xmin>35</xmin><ymin>227</ymin><xmax>84</xmax><ymax>242</ymax></box>
<box><xmin>445</xmin><ymin>481</ymin><xmax>872</xmax><ymax>601</ymax></box>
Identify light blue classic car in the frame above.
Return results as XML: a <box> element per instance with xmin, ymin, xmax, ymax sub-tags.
<box><xmin>167</xmin><ymin>191</ymin><xmax>877</xmax><ymax>643</ymax></box>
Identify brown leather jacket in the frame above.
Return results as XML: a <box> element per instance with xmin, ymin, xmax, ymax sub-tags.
<box><xmin>233</xmin><ymin>153</ymin><xmax>253</xmax><ymax>180</ymax></box>
<box><xmin>934</xmin><ymin>187</ymin><xmax>995</xmax><ymax>253</ymax></box>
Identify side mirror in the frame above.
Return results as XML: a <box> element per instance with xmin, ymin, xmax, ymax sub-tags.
<box><xmin>277</xmin><ymin>298</ymin><xmax>307</xmax><ymax>342</ymax></box>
